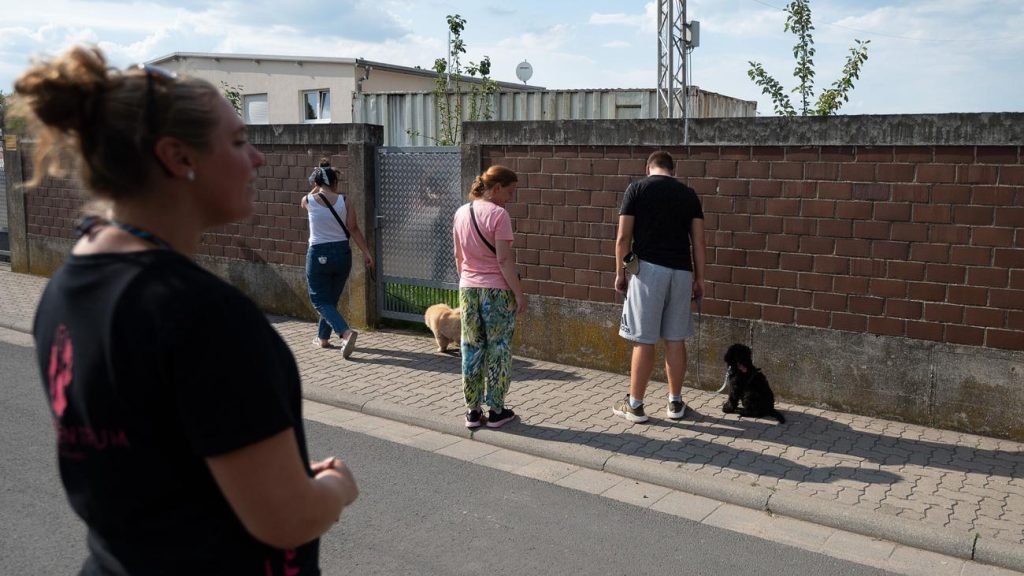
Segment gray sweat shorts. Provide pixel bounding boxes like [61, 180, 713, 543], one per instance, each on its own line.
[619, 259, 695, 344]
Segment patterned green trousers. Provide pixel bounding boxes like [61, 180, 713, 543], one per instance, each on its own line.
[460, 287, 517, 411]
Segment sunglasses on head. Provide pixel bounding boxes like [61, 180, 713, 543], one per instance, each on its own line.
[129, 63, 178, 146]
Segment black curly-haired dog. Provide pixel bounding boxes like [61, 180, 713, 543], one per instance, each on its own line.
[721, 343, 785, 423]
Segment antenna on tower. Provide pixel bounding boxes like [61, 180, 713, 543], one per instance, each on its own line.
[657, 1, 700, 139]
[656, 0, 685, 120]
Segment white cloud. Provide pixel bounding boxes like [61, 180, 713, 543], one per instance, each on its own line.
[689, 5, 783, 38]
[496, 24, 572, 52]
[589, 13, 638, 26]
[589, 2, 656, 34]
[0, 0, 1021, 114]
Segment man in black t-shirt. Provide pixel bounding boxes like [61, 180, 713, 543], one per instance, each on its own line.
[612, 151, 706, 424]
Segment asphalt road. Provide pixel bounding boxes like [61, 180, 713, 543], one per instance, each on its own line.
[0, 335, 882, 575]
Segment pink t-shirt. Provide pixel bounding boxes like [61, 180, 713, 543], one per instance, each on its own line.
[453, 200, 515, 289]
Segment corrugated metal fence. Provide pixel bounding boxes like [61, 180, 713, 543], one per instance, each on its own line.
[355, 88, 756, 146]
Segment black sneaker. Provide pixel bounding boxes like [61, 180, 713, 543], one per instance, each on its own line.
[612, 395, 648, 423]
[486, 408, 517, 428]
[666, 399, 687, 420]
[465, 409, 483, 429]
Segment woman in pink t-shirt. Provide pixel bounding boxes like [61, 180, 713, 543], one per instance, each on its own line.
[452, 165, 528, 429]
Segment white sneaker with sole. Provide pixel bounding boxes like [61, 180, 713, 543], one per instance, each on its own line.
[341, 331, 358, 359]
[666, 399, 687, 420]
[612, 395, 649, 423]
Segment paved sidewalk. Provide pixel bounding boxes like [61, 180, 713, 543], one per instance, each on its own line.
[3, 262, 1023, 572]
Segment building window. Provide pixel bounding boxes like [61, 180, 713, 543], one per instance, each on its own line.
[303, 89, 331, 123]
[243, 94, 268, 125]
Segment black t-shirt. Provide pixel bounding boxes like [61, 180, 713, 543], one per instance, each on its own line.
[33, 250, 319, 576]
[619, 175, 705, 271]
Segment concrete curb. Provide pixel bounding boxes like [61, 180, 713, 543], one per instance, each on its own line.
[975, 537, 1024, 573]
[766, 491, 976, 560]
[604, 454, 773, 511]
[0, 319, 32, 334]
[307, 391, 1024, 574]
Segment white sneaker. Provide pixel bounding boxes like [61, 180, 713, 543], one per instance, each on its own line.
[666, 399, 687, 420]
[341, 330, 358, 359]
[612, 395, 649, 423]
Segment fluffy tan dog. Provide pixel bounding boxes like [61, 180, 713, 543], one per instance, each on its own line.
[424, 303, 462, 353]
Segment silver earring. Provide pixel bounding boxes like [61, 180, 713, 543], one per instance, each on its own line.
[186, 170, 196, 182]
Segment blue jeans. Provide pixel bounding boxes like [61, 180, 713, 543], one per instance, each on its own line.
[306, 241, 352, 340]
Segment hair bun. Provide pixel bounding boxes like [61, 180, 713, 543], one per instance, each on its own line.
[14, 46, 109, 133]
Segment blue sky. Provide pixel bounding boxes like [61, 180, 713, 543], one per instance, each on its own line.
[1, 0, 1021, 115]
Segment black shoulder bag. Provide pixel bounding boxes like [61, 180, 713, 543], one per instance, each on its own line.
[469, 202, 520, 279]
[468, 202, 495, 254]
[317, 192, 350, 238]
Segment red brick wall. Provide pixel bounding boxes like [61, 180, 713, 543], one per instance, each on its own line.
[483, 144, 1024, 351]
[25, 144, 350, 268]
[25, 168, 84, 241]
[195, 145, 349, 266]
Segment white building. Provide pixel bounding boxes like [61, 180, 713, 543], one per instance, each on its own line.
[149, 52, 541, 126]
[150, 52, 756, 145]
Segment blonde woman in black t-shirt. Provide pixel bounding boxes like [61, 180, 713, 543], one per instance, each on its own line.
[18, 46, 357, 574]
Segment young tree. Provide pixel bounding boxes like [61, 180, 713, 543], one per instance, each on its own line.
[748, 0, 869, 116]
[425, 14, 500, 145]
[0, 89, 28, 135]
[220, 81, 244, 116]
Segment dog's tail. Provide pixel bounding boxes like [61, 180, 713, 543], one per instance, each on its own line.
[769, 409, 786, 424]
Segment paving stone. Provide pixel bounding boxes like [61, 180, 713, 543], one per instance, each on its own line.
[554, 468, 626, 495]
[649, 490, 722, 522]
[402, 430, 462, 452]
[306, 408, 364, 427]
[885, 545, 966, 576]
[512, 459, 579, 484]
[821, 530, 896, 570]
[960, 561, 1024, 576]
[601, 479, 672, 509]
[759, 515, 836, 552]
[435, 439, 501, 462]
[702, 503, 770, 536]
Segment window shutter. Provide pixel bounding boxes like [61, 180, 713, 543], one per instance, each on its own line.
[244, 94, 268, 124]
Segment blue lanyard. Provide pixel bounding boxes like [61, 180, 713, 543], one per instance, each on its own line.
[109, 220, 174, 251]
[76, 216, 174, 251]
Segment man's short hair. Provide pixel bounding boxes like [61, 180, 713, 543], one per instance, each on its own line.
[647, 150, 675, 171]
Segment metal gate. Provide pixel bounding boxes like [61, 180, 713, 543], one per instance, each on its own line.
[0, 148, 8, 259]
[375, 147, 462, 322]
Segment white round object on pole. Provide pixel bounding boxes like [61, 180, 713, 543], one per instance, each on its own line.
[515, 60, 533, 84]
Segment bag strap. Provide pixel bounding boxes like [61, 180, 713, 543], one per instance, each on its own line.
[317, 192, 350, 239]
[469, 202, 496, 255]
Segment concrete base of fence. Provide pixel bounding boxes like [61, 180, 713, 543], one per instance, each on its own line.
[515, 294, 1024, 441]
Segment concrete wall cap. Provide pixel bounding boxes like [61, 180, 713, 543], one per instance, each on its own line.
[463, 113, 1024, 147]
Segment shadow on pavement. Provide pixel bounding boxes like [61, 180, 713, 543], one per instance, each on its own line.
[504, 415, 902, 485]
[343, 346, 582, 382]
[679, 409, 1024, 479]
[503, 402, 1022, 482]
